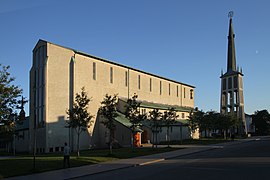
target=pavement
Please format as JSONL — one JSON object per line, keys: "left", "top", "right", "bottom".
{"left": 5, "top": 138, "right": 256, "bottom": 180}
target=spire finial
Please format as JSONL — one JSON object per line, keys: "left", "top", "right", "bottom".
{"left": 228, "top": 11, "right": 234, "bottom": 19}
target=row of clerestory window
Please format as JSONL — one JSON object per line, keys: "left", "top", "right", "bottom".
{"left": 92, "top": 63, "right": 193, "bottom": 99}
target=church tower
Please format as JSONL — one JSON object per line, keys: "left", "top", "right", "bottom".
{"left": 220, "top": 12, "right": 247, "bottom": 134}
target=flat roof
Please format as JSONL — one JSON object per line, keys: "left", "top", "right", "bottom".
{"left": 36, "top": 39, "right": 195, "bottom": 88}
{"left": 119, "top": 98, "right": 194, "bottom": 112}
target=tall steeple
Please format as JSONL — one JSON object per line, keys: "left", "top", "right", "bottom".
{"left": 220, "top": 11, "right": 247, "bottom": 135}
{"left": 227, "top": 14, "right": 237, "bottom": 72}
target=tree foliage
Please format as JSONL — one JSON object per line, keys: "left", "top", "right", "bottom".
{"left": 0, "top": 64, "right": 23, "bottom": 136}
{"left": 148, "top": 108, "right": 162, "bottom": 148}
{"left": 125, "top": 94, "right": 146, "bottom": 148}
{"left": 99, "top": 94, "right": 118, "bottom": 154}
{"left": 188, "top": 109, "right": 204, "bottom": 134}
{"left": 66, "top": 87, "right": 94, "bottom": 157}
{"left": 252, "top": 110, "right": 270, "bottom": 135}
{"left": 163, "top": 108, "right": 178, "bottom": 146}
{"left": 189, "top": 109, "right": 241, "bottom": 139}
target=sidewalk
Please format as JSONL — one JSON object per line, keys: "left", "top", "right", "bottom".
{"left": 5, "top": 139, "right": 255, "bottom": 180}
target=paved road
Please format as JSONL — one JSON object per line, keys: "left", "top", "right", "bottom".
{"left": 72, "top": 137, "right": 270, "bottom": 180}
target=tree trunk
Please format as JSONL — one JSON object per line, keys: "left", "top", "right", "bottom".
{"left": 152, "top": 130, "right": 154, "bottom": 148}
{"left": 109, "top": 130, "right": 113, "bottom": 154}
{"left": 77, "top": 132, "right": 80, "bottom": 157}
{"left": 155, "top": 127, "right": 158, "bottom": 148}
{"left": 131, "top": 132, "right": 134, "bottom": 150}
{"left": 167, "top": 127, "right": 170, "bottom": 147}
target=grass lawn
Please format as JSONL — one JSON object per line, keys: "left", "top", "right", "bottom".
{"left": 0, "top": 147, "right": 178, "bottom": 178}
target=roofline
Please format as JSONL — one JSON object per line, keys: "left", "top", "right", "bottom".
{"left": 37, "top": 39, "right": 195, "bottom": 88}
{"left": 220, "top": 71, "right": 244, "bottom": 78}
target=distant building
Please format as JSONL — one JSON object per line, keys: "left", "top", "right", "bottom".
{"left": 0, "top": 117, "right": 29, "bottom": 153}
{"left": 29, "top": 39, "right": 195, "bottom": 153}
{"left": 245, "top": 114, "right": 255, "bottom": 134}
{"left": 220, "top": 13, "right": 247, "bottom": 134}
{"left": 14, "top": 117, "right": 30, "bottom": 152}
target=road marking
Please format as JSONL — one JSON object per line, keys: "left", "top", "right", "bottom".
{"left": 139, "top": 159, "right": 165, "bottom": 166}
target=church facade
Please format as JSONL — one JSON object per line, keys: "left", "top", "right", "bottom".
{"left": 29, "top": 40, "right": 195, "bottom": 153}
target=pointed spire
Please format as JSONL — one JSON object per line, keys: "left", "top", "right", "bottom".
{"left": 227, "top": 11, "right": 237, "bottom": 72}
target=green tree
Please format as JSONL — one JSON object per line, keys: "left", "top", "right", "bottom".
{"left": 252, "top": 110, "right": 270, "bottom": 135}
{"left": 66, "top": 87, "right": 94, "bottom": 157}
{"left": 99, "top": 94, "right": 118, "bottom": 154}
{"left": 125, "top": 94, "right": 146, "bottom": 149}
{"left": 0, "top": 64, "right": 23, "bottom": 150}
{"left": 163, "top": 107, "right": 178, "bottom": 146}
{"left": 202, "top": 111, "right": 218, "bottom": 137}
{"left": 148, "top": 108, "right": 162, "bottom": 148}
{"left": 188, "top": 109, "right": 204, "bottom": 137}
{"left": 212, "top": 113, "right": 240, "bottom": 139}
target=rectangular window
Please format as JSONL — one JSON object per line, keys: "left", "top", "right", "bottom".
{"left": 150, "top": 78, "right": 152, "bottom": 92}
{"left": 110, "top": 67, "right": 113, "bottom": 84}
{"left": 169, "top": 83, "right": 171, "bottom": 95}
{"left": 228, "top": 77, "right": 232, "bottom": 89}
{"left": 190, "top": 89, "right": 193, "bottom": 99}
{"left": 93, "top": 62, "right": 96, "bottom": 80}
{"left": 160, "top": 81, "right": 162, "bottom": 95}
{"left": 177, "top": 86, "right": 179, "bottom": 97}
{"left": 234, "top": 91, "right": 238, "bottom": 104}
{"left": 223, "top": 78, "right": 227, "bottom": 90}
{"left": 138, "top": 75, "right": 140, "bottom": 89}
{"left": 184, "top": 88, "right": 186, "bottom": 98}
{"left": 233, "top": 76, "right": 238, "bottom": 88}
{"left": 55, "top": 147, "right": 59, "bottom": 152}
{"left": 125, "top": 71, "right": 128, "bottom": 87}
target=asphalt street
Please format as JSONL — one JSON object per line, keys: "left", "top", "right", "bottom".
{"left": 72, "top": 137, "right": 270, "bottom": 180}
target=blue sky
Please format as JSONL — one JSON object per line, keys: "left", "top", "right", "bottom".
{"left": 0, "top": 0, "right": 269, "bottom": 115}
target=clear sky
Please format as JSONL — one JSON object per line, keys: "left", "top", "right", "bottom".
{"left": 0, "top": 0, "right": 269, "bottom": 115}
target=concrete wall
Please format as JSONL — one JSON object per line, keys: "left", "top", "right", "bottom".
{"left": 30, "top": 40, "right": 195, "bottom": 152}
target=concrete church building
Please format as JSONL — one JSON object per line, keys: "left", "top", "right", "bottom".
{"left": 29, "top": 39, "right": 195, "bottom": 153}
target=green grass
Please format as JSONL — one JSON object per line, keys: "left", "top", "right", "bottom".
{"left": 0, "top": 147, "right": 178, "bottom": 178}
{"left": 0, "top": 138, "right": 235, "bottom": 178}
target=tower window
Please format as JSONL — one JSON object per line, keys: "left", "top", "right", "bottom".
{"left": 110, "top": 67, "right": 113, "bottom": 84}
{"left": 177, "top": 86, "right": 179, "bottom": 97}
{"left": 184, "top": 88, "right": 186, "bottom": 98}
{"left": 228, "top": 77, "right": 232, "bottom": 89}
{"left": 223, "top": 78, "right": 226, "bottom": 90}
{"left": 234, "top": 90, "right": 238, "bottom": 104}
{"left": 233, "top": 76, "right": 238, "bottom": 88}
